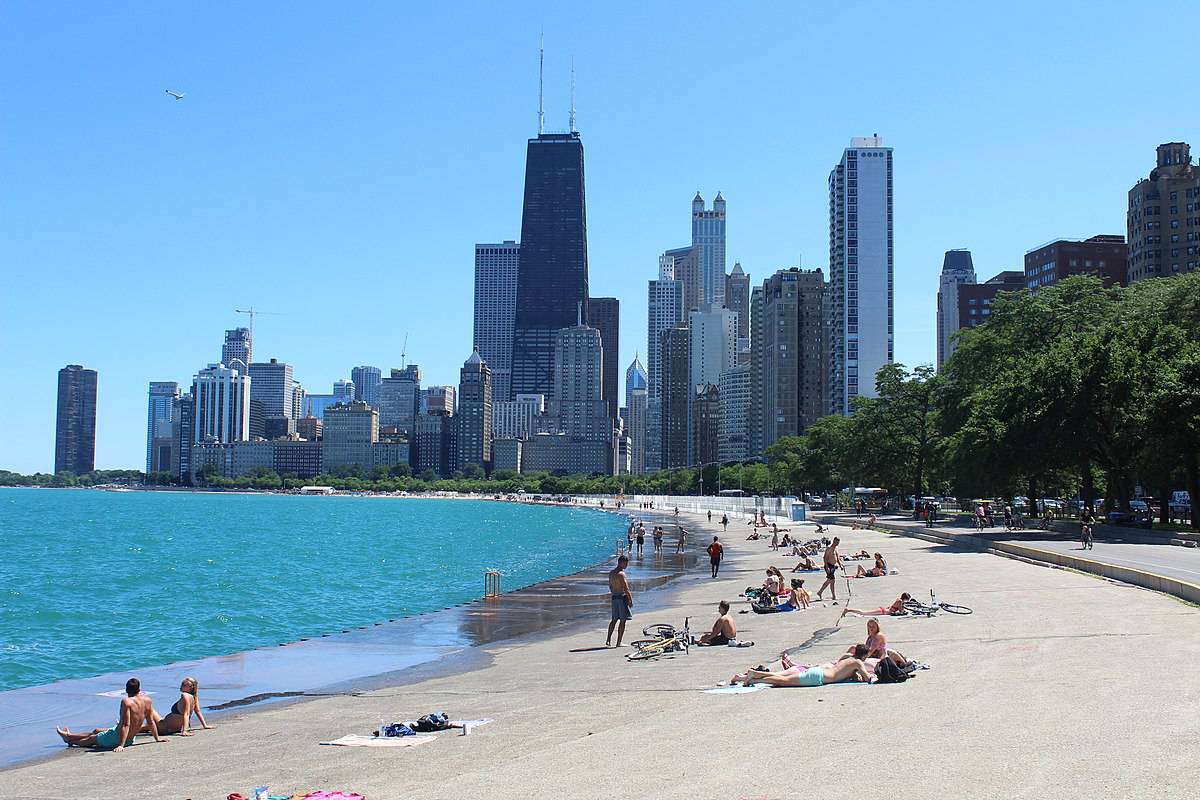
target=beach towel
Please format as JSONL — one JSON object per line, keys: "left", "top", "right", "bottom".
{"left": 320, "top": 734, "right": 436, "bottom": 748}
{"left": 450, "top": 718, "right": 494, "bottom": 728}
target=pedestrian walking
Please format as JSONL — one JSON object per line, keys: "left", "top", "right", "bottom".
{"left": 707, "top": 536, "right": 724, "bottom": 578}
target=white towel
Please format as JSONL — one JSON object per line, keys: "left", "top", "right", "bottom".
{"left": 320, "top": 734, "right": 436, "bottom": 747}
{"left": 702, "top": 684, "right": 770, "bottom": 694}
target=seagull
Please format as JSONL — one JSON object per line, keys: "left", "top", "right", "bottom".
{"left": 165, "top": 90, "right": 185, "bottom": 100}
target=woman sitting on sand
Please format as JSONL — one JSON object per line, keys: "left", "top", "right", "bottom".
{"left": 792, "top": 553, "right": 818, "bottom": 572}
{"left": 145, "top": 676, "right": 212, "bottom": 736}
{"left": 854, "top": 553, "right": 887, "bottom": 578}
{"left": 840, "top": 593, "right": 912, "bottom": 619}
{"left": 841, "top": 618, "right": 911, "bottom": 668}
{"left": 762, "top": 567, "right": 784, "bottom": 595}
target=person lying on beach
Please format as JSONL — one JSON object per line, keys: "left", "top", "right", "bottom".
{"left": 792, "top": 554, "right": 818, "bottom": 572}
{"left": 56, "top": 678, "right": 167, "bottom": 752}
{"left": 813, "top": 522, "right": 829, "bottom": 535}
{"left": 730, "top": 653, "right": 871, "bottom": 687}
{"left": 839, "top": 593, "right": 912, "bottom": 619}
{"left": 144, "top": 676, "right": 212, "bottom": 737}
{"left": 853, "top": 553, "right": 888, "bottom": 578}
{"left": 845, "top": 549, "right": 872, "bottom": 560}
{"left": 697, "top": 600, "right": 738, "bottom": 645}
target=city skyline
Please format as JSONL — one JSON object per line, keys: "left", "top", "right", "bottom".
{"left": 3, "top": 4, "right": 1196, "bottom": 472}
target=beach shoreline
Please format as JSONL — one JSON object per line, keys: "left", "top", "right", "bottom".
{"left": 0, "top": 502, "right": 711, "bottom": 771}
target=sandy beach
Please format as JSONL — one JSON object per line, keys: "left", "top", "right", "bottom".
{"left": 3, "top": 509, "right": 1197, "bottom": 800}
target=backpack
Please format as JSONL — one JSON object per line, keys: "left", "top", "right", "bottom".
{"left": 874, "top": 658, "right": 908, "bottom": 684}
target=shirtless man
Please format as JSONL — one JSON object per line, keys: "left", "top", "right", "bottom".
{"left": 606, "top": 555, "right": 634, "bottom": 647}
{"left": 814, "top": 536, "right": 841, "bottom": 603}
{"left": 730, "top": 654, "right": 870, "bottom": 687}
{"left": 55, "top": 677, "right": 167, "bottom": 752}
{"left": 698, "top": 600, "right": 737, "bottom": 645}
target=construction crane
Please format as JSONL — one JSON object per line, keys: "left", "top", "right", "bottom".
{"left": 400, "top": 332, "right": 409, "bottom": 370}
{"left": 234, "top": 307, "right": 284, "bottom": 340}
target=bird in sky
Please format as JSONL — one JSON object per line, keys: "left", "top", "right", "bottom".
{"left": 165, "top": 90, "right": 185, "bottom": 100}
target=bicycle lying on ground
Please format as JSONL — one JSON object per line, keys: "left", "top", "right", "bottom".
{"left": 902, "top": 590, "right": 973, "bottom": 617}
{"left": 627, "top": 618, "right": 691, "bottom": 661}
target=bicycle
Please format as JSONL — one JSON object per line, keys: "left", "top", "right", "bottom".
{"left": 903, "top": 590, "right": 973, "bottom": 617}
{"left": 627, "top": 618, "right": 691, "bottom": 661}
{"left": 1081, "top": 524, "right": 1094, "bottom": 550}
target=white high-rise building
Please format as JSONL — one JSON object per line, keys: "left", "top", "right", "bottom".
{"left": 222, "top": 328, "right": 252, "bottom": 367}
{"left": 936, "top": 250, "right": 976, "bottom": 369}
{"left": 829, "top": 135, "right": 893, "bottom": 414}
{"left": 493, "top": 393, "right": 545, "bottom": 439}
{"left": 687, "top": 305, "right": 737, "bottom": 464}
{"left": 718, "top": 365, "right": 751, "bottom": 463}
{"left": 145, "top": 381, "right": 180, "bottom": 473}
{"left": 192, "top": 363, "right": 251, "bottom": 444}
{"left": 646, "top": 254, "right": 683, "bottom": 472}
{"left": 248, "top": 359, "right": 294, "bottom": 419}
{"left": 473, "top": 241, "right": 519, "bottom": 403}
{"left": 552, "top": 320, "right": 607, "bottom": 441}
{"left": 692, "top": 192, "right": 727, "bottom": 306}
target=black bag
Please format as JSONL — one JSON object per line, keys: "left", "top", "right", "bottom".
{"left": 874, "top": 658, "right": 908, "bottom": 684}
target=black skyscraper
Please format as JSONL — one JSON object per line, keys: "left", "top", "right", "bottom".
{"left": 589, "top": 296, "right": 619, "bottom": 421}
{"left": 55, "top": 364, "right": 98, "bottom": 474}
{"left": 510, "top": 132, "right": 589, "bottom": 401}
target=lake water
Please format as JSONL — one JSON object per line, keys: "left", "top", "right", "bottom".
{"left": 0, "top": 489, "right": 623, "bottom": 692}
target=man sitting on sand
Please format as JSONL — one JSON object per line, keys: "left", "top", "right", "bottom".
{"left": 730, "top": 652, "right": 871, "bottom": 687}
{"left": 56, "top": 678, "right": 167, "bottom": 752}
{"left": 697, "top": 600, "right": 737, "bottom": 645}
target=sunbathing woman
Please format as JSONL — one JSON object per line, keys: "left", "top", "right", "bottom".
{"left": 145, "top": 676, "right": 212, "bottom": 736}
{"left": 854, "top": 553, "right": 887, "bottom": 577}
{"left": 839, "top": 592, "right": 912, "bottom": 620}
{"left": 792, "top": 553, "right": 818, "bottom": 572}
{"left": 846, "top": 549, "right": 871, "bottom": 560}
{"left": 841, "top": 618, "right": 911, "bottom": 668}
{"left": 763, "top": 567, "right": 784, "bottom": 595}
{"left": 731, "top": 648, "right": 871, "bottom": 687}
{"left": 752, "top": 579, "right": 809, "bottom": 613}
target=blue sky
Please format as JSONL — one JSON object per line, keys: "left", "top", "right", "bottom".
{"left": 2, "top": 1, "right": 1194, "bottom": 472}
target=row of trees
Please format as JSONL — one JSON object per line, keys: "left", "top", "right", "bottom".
{"left": 763, "top": 273, "right": 1200, "bottom": 528}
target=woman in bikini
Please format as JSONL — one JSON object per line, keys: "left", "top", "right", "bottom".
{"left": 145, "top": 677, "right": 212, "bottom": 736}
{"left": 854, "top": 552, "right": 887, "bottom": 578}
{"left": 839, "top": 592, "right": 912, "bottom": 620}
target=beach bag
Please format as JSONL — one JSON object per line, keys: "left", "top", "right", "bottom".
{"left": 874, "top": 658, "right": 908, "bottom": 684}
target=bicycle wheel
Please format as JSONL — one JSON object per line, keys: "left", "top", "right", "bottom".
{"left": 938, "top": 603, "right": 973, "bottom": 615}
{"left": 642, "top": 623, "right": 676, "bottom": 639}
{"left": 629, "top": 639, "right": 661, "bottom": 649}
{"left": 626, "top": 646, "right": 664, "bottom": 661}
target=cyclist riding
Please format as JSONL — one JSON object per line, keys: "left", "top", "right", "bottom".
{"left": 1080, "top": 506, "right": 1096, "bottom": 550}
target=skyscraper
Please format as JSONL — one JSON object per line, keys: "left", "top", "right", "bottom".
{"left": 646, "top": 255, "right": 684, "bottom": 472}
{"left": 473, "top": 241, "right": 520, "bottom": 402}
{"left": 333, "top": 379, "right": 355, "bottom": 404}
{"left": 588, "top": 296, "right": 619, "bottom": 421}
{"left": 625, "top": 355, "right": 648, "bottom": 475}
{"left": 378, "top": 365, "right": 421, "bottom": 435}
{"left": 192, "top": 363, "right": 251, "bottom": 444}
{"left": 725, "top": 262, "right": 751, "bottom": 342}
{"left": 248, "top": 359, "right": 294, "bottom": 419}
{"left": 351, "top": 366, "right": 382, "bottom": 407}
{"left": 751, "top": 268, "right": 829, "bottom": 453}
{"left": 222, "top": 328, "right": 252, "bottom": 367}
{"left": 511, "top": 132, "right": 589, "bottom": 400}
{"left": 321, "top": 401, "right": 378, "bottom": 474}
{"left": 660, "top": 325, "right": 690, "bottom": 469}
{"left": 666, "top": 245, "right": 701, "bottom": 315}
{"left": 1127, "top": 142, "right": 1200, "bottom": 282}
{"left": 457, "top": 351, "right": 493, "bottom": 473}
{"left": 551, "top": 317, "right": 608, "bottom": 442}
{"left": 692, "top": 192, "right": 727, "bottom": 306}
{"left": 426, "top": 385, "right": 456, "bottom": 416}
{"left": 936, "top": 250, "right": 977, "bottom": 370}
{"left": 718, "top": 364, "right": 750, "bottom": 463}
{"left": 145, "top": 381, "right": 180, "bottom": 473}
{"left": 829, "top": 135, "right": 893, "bottom": 414}
{"left": 687, "top": 305, "right": 737, "bottom": 464}
{"left": 55, "top": 364, "right": 98, "bottom": 474}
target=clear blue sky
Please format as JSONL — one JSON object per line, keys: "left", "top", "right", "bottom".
{"left": 1, "top": 1, "right": 1194, "bottom": 473}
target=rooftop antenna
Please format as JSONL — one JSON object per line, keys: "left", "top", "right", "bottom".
{"left": 538, "top": 33, "right": 545, "bottom": 135}
{"left": 401, "top": 332, "right": 409, "bottom": 370}
{"left": 569, "top": 56, "right": 576, "bottom": 133}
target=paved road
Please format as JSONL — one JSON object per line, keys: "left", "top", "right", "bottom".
{"left": 820, "top": 512, "right": 1200, "bottom": 587}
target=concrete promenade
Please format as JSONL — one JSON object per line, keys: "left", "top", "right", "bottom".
{"left": 3, "top": 511, "right": 1198, "bottom": 799}
{"left": 840, "top": 511, "right": 1200, "bottom": 601}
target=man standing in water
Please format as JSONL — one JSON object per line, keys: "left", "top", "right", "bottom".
{"left": 814, "top": 536, "right": 842, "bottom": 604}
{"left": 607, "top": 555, "right": 634, "bottom": 647}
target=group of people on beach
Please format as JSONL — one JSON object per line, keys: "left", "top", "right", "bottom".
{"left": 55, "top": 676, "right": 212, "bottom": 752}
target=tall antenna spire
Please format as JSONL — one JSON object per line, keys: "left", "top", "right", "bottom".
{"left": 538, "top": 33, "right": 545, "bottom": 135}
{"left": 569, "top": 56, "right": 576, "bottom": 133}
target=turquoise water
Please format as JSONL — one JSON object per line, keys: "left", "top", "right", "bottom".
{"left": 0, "top": 488, "right": 622, "bottom": 692}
